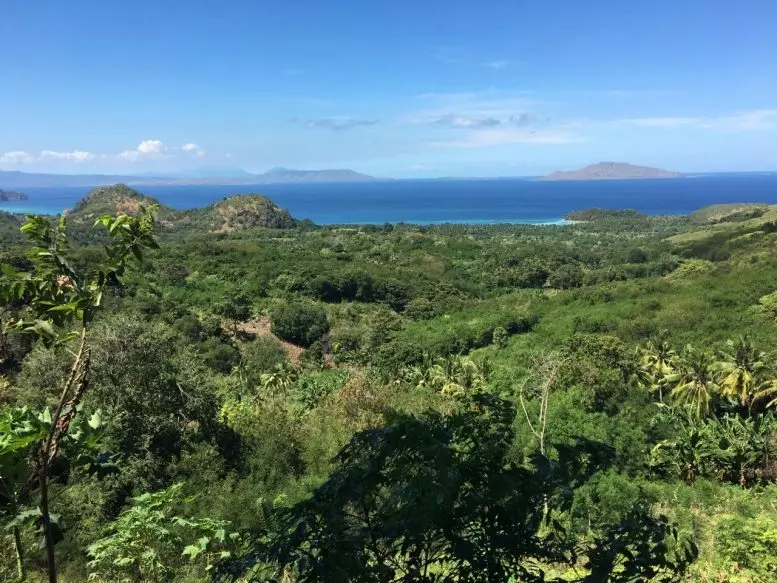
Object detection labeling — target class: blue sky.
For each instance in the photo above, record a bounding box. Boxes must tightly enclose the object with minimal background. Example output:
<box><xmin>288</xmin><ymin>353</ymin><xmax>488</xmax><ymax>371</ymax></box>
<box><xmin>2</xmin><ymin>0</ymin><xmax>777</xmax><ymax>177</ymax></box>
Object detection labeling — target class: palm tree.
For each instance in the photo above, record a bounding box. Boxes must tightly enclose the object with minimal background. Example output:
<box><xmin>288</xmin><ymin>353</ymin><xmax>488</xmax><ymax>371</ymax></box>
<box><xmin>755</xmin><ymin>381</ymin><xmax>777</xmax><ymax>411</ymax></box>
<box><xmin>667</xmin><ymin>347</ymin><xmax>720</xmax><ymax>418</ymax></box>
<box><xmin>258</xmin><ymin>362</ymin><xmax>298</xmax><ymax>398</ymax></box>
<box><xmin>427</xmin><ymin>355</ymin><xmax>488</xmax><ymax>396</ymax></box>
<box><xmin>716</xmin><ymin>336</ymin><xmax>770</xmax><ymax>412</ymax></box>
<box><xmin>639</xmin><ymin>332</ymin><xmax>676</xmax><ymax>401</ymax></box>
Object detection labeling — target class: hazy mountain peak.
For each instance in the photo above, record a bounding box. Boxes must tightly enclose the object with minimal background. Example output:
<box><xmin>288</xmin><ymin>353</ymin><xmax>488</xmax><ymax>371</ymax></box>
<box><xmin>543</xmin><ymin>162</ymin><xmax>684</xmax><ymax>181</ymax></box>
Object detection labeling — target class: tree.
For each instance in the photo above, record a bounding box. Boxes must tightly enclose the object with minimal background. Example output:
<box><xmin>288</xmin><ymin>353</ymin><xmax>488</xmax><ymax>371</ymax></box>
<box><xmin>517</xmin><ymin>353</ymin><xmax>564</xmax><ymax>457</ymax></box>
<box><xmin>259</xmin><ymin>362</ymin><xmax>299</xmax><ymax>398</ymax></box>
<box><xmin>216</xmin><ymin>291</ymin><xmax>252</xmax><ymax>335</ymax></box>
<box><xmin>270</xmin><ymin>302</ymin><xmax>329</xmax><ymax>347</ymax></box>
<box><xmin>716</xmin><ymin>336</ymin><xmax>769</xmax><ymax>412</ymax></box>
<box><xmin>545</xmin><ymin>263</ymin><xmax>583</xmax><ymax>289</ymax></box>
<box><xmin>0</xmin><ymin>208</ymin><xmax>158</xmax><ymax>583</ymax></box>
<box><xmin>650</xmin><ymin>405</ymin><xmax>717</xmax><ymax>484</ymax></box>
<box><xmin>638</xmin><ymin>333</ymin><xmax>676</xmax><ymax>402</ymax></box>
<box><xmin>667</xmin><ymin>347</ymin><xmax>720</xmax><ymax>418</ymax></box>
<box><xmin>259</xmin><ymin>392</ymin><xmax>695</xmax><ymax>582</ymax></box>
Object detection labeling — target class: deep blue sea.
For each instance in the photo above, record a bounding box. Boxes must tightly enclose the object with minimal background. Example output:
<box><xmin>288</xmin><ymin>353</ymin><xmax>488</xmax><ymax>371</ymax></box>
<box><xmin>2</xmin><ymin>173</ymin><xmax>777</xmax><ymax>225</ymax></box>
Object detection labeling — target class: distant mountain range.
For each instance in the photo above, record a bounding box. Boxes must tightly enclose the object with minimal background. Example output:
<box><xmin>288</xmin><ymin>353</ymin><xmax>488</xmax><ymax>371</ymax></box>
<box><xmin>543</xmin><ymin>162</ymin><xmax>684</xmax><ymax>181</ymax></box>
<box><xmin>0</xmin><ymin>167</ymin><xmax>378</xmax><ymax>188</ymax></box>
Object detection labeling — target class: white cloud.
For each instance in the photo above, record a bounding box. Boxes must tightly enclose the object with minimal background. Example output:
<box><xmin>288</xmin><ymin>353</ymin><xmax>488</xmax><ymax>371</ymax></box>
<box><xmin>0</xmin><ymin>151</ymin><xmax>34</xmax><ymax>166</ymax></box>
<box><xmin>182</xmin><ymin>143</ymin><xmax>205</xmax><ymax>157</ymax></box>
<box><xmin>119</xmin><ymin>139</ymin><xmax>167</xmax><ymax>161</ymax></box>
<box><xmin>40</xmin><ymin>150</ymin><xmax>95</xmax><ymax>162</ymax></box>
<box><xmin>137</xmin><ymin>139</ymin><xmax>164</xmax><ymax>154</ymax></box>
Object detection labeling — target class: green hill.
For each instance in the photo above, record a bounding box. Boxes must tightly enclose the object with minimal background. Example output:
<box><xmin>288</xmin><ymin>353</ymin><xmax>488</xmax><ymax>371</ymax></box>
<box><xmin>688</xmin><ymin>203</ymin><xmax>768</xmax><ymax>224</ymax></box>
<box><xmin>177</xmin><ymin>194</ymin><xmax>296</xmax><ymax>232</ymax></box>
<box><xmin>70</xmin><ymin>184</ymin><xmax>175</xmax><ymax>220</ymax></box>
<box><xmin>0</xmin><ymin>210</ymin><xmax>23</xmax><ymax>248</ymax></box>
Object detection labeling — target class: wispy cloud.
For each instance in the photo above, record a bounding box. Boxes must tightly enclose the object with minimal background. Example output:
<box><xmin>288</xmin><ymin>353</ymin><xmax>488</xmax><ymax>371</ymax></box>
<box><xmin>432</xmin><ymin>112</ymin><xmax>542</xmax><ymax>130</ymax></box>
<box><xmin>118</xmin><ymin>139</ymin><xmax>205</xmax><ymax>161</ymax></box>
<box><xmin>0</xmin><ymin>149</ymin><xmax>95</xmax><ymax>167</ymax></box>
<box><xmin>0</xmin><ymin>140</ymin><xmax>207</xmax><ymax>169</ymax></box>
<box><xmin>303</xmin><ymin>117</ymin><xmax>379</xmax><ymax>131</ymax></box>
<box><xmin>40</xmin><ymin>150</ymin><xmax>95</xmax><ymax>162</ymax></box>
<box><xmin>0</xmin><ymin>151</ymin><xmax>35</xmax><ymax>166</ymax></box>
<box><xmin>430</xmin><ymin>47</ymin><xmax>512</xmax><ymax>70</ymax></box>
<box><xmin>620</xmin><ymin>117</ymin><xmax>700</xmax><ymax>128</ymax></box>
<box><xmin>181</xmin><ymin>143</ymin><xmax>205</xmax><ymax>157</ymax></box>
<box><xmin>484</xmin><ymin>60</ymin><xmax>510</xmax><ymax>69</ymax></box>
<box><xmin>431</xmin><ymin>128</ymin><xmax>584</xmax><ymax>148</ymax></box>
<box><xmin>434</xmin><ymin>114</ymin><xmax>502</xmax><ymax>129</ymax></box>
<box><xmin>408</xmin><ymin>91</ymin><xmax>537</xmax><ymax>126</ymax></box>
<box><xmin>430</xmin><ymin>46</ymin><xmax>466</xmax><ymax>65</ymax></box>
<box><xmin>616</xmin><ymin>109</ymin><xmax>777</xmax><ymax>131</ymax></box>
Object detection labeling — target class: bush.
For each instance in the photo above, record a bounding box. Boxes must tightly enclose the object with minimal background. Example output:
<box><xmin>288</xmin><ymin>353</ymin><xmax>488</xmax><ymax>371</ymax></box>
<box><xmin>271</xmin><ymin>302</ymin><xmax>330</xmax><ymax>347</ymax></box>
<box><xmin>627</xmin><ymin>247</ymin><xmax>648</xmax><ymax>263</ymax></box>
<box><xmin>493</xmin><ymin>326</ymin><xmax>509</xmax><ymax>349</ymax></box>
<box><xmin>198</xmin><ymin>337</ymin><xmax>240</xmax><ymax>373</ymax></box>
<box><xmin>241</xmin><ymin>336</ymin><xmax>288</xmax><ymax>377</ymax></box>
<box><xmin>404</xmin><ymin>297</ymin><xmax>435</xmax><ymax>320</ymax></box>
<box><xmin>716</xmin><ymin>514</ymin><xmax>777</xmax><ymax>579</ymax></box>
<box><xmin>546</xmin><ymin>264</ymin><xmax>583</xmax><ymax>289</ymax></box>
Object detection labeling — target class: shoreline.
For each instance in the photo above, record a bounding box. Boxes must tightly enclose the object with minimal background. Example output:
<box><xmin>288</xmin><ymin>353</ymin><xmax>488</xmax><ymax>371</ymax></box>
<box><xmin>0</xmin><ymin>202</ymin><xmax>575</xmax><ymax>226</ymax></box>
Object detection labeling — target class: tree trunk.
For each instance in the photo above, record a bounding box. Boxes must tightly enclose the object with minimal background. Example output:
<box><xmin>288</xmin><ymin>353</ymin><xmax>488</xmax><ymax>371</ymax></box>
<box><xmin>13</xmin><ymin>524</ymin><xmax>25</xmax><ymax>581</ymax></box>
<box><xmin>39</xmin><ymin>469</ymin><xmax>57</xmax><ymax>583</ymax></box>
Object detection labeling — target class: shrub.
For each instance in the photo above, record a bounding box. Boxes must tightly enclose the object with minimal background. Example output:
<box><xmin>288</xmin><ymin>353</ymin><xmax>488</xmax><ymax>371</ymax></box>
<box><xmin>627</xmin><ymin>247</ymin><xmax>648</xmax><ymax>264</ymax></box>
<box><xmin>716</xmin><ymin>514</ymin><xmax>777</xmax><ymax>578</ymax></box>
<box><xmin>546</xmin><ymin>264</ymin><xmax>583</xmax><ymax>289</ymax></box>
<box><xmin>241</xmin><ymin>336</ymin><xmax>288</xmax><ymax>377</ymax></box>
<box><xmin>271</xmin><ymin>302</ymin><xmax>330</xmax><ymax>347</ymax></box>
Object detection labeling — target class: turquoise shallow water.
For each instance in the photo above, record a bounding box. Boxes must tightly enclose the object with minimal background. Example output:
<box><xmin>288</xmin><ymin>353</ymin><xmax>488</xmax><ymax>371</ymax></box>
<box><xmin>2</xmin><ymin>174</ymin><xmax>777</xmax><ymax>224</ymax></box>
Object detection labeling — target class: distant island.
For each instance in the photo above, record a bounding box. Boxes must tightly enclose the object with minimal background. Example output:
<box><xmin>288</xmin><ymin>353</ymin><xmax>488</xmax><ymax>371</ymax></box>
<box><xmin>0</xmin><ymin>167</ymin><xmax>378</xmax><ymax>189</ymax></box>
<box><xmin>0</xmin><ymin>187</ymin><xmax>28</xmax><ymax>201</ymax></box>
<box><xmin>543</xmin><ymin>162</ymin><xmax>684</xmax><ymax>181</ymax></box>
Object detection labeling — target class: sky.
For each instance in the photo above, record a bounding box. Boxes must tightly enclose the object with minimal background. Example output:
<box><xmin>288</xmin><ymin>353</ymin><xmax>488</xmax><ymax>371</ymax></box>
<box><xmin>2</xmin><ymin>0</ymin><xmax>777</xmax><ymax>178</ymax></box>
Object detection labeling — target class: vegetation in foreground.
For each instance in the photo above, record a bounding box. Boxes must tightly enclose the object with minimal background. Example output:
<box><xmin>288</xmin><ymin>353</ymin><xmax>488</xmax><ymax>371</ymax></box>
<box><xmin>3</xmin><ymin>185</ymin><xmax>777</xmax><ymax>582</ymax></box>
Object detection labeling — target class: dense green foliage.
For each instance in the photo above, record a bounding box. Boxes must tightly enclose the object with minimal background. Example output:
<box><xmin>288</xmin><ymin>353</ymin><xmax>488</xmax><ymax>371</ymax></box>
<box><xmin>565</xmin><ymin>208</ymin><xmax>646</xmax><ymax>221</ymax></box>
<box><xmin>3</xmin><ymin>189</ymin><xmax>777</xmax><ymax>582</ymax></box>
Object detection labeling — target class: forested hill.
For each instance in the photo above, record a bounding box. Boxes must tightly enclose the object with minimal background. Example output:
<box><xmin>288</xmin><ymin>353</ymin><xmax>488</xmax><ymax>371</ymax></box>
<box><xmin>3</xmin><ymin>195</ymin><xmax>777</xmax><ymax>581</ymax></box>
<box><xmin>66</xmin><ymin>183</ymin><xmax>297</xmax><ymax>234</ymax></box>
<box><xmin>175</xmin><ymin>194</ymin><xmax>297</xmax><ymax>232</ymax></box>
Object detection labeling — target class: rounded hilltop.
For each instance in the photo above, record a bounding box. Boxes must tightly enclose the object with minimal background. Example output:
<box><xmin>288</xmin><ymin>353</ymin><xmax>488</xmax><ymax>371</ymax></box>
<box><xmin>68</xmin><ymin>185</ymin><xmax>297</xmax><ymax>233</ymax></box>
<box><xmin>177</xmin><ymin>194</ymin><xmax>297</xmax><ymax>232</ymax></box>
<box><xmin>71</xmin><ymin>184</ymin><xmax>173</xmax><ymax>219</ymax></box>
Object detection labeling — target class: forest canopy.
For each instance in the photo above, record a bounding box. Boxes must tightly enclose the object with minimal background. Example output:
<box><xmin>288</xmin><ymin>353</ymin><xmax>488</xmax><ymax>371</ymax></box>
<box><xmin>3</xmin><ymin>188</ymin><xmax>777</xmax><ymax>582</ymax></box>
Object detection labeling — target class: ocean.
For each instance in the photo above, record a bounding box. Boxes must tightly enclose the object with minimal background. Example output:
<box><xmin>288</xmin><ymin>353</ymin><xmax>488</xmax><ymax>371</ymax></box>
<box><xmin>2</xmin><ymin>173</ymin><xmax>777</xmax><ymax>225</ymax></box>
